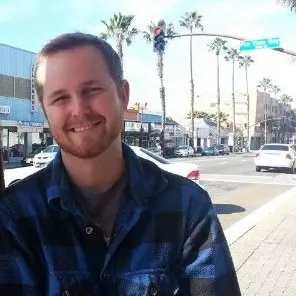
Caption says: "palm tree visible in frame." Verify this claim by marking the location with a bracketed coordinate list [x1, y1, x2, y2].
[280, 94, 293, 104]
[179, 11, 203, 148]
[143, 20, 176, 149]
[100, 13, 138, 67]
[224, 48, 240, 152]
[208, 38, 228, 144]
[278, 0, 296, 11]
[187, 110, 211, 119]
[257, 78, 272, 144]
[238, 55, 254, 150]
[270, 84, 281, 100]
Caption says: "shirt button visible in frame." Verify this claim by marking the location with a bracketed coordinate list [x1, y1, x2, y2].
[62, 290, 70, 296]
[85, 226, 94, 235]
[148, 286, 159, 296]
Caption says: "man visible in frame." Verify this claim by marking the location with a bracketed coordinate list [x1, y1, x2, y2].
[0, 33, 240, 295]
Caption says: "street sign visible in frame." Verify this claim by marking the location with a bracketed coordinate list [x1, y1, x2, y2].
[240, 37, 280, 51]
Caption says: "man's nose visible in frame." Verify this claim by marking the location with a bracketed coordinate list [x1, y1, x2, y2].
[71, 95, 91, 117]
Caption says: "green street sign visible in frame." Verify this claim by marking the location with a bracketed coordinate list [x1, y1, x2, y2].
[240, 38, 280, 51]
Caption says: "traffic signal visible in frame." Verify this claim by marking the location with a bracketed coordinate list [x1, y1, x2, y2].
[153, 27, 165, 52]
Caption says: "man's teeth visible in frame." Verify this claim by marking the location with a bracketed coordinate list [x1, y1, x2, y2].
[73, 124, 96, 132]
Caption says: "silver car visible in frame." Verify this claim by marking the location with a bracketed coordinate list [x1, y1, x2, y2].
[175, 145, 195, 157]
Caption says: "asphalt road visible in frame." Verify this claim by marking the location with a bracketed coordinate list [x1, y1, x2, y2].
[171, 153, 296, 229]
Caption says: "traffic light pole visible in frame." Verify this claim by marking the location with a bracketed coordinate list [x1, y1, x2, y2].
[169, 33, 296, 57]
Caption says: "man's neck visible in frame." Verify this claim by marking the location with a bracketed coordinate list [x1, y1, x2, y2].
[61, 139, 125, 192]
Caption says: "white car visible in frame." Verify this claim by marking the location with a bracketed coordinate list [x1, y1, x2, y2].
[174, 145, 195, 157]
[254, 143, 296, 173]
[130, 146, 200, 182]
[33, 145, 60, 168]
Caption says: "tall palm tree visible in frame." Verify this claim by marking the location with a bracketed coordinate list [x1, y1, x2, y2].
[208, 38, 228, 145]
[179, 11, 203, 148]
[278, 0, 296, 11]
[143, 20, 176, 149]
[238, 55, 254, 151]
[258, 78, 272, 144]
[280, 94, 293, 104]
[100, 13, 138, 67]
[224, 48, 240, 152]
[270, 84, 281, 100]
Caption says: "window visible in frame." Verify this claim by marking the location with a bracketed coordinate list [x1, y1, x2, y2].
[0, 74, 14, 97]
[15, 77, 31, 99]
[140, 148, 171, 164]
[261, 145, 289, 151]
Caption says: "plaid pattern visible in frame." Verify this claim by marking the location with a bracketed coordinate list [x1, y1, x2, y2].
[0, 144, 241, 295]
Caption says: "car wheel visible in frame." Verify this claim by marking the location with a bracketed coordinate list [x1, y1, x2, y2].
[288, 166, 295, 174]
[256, 166, 261, 172]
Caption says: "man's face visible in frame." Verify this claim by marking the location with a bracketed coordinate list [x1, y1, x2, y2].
[38, 45, 129, 159]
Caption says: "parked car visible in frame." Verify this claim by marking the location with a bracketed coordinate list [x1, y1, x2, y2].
[174, 145, 195, 157]
[146, 145, 162, 156]
[21, 146, 46, 166]
[33, 145, 60, 167]
[254, 143, 296, 173]
[214, 144, 230, 155]
[130, 146, 200, 182]
[201, 147, 219, 156]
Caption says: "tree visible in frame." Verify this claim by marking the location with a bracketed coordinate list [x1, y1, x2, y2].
[187, 110, 211, 119]
[208, 38, 228, 144]
[100, 13, 138, 67]
[257, 78, 272, 144]
[224, 48, 241, 152]
[238, 55, 254, 150]
[270, 84, 281, 99]
[280, 94, 293, 104]
[143, 20, 176, 149]
[179, 11, 203, 148]
[277, 0, 296, 11]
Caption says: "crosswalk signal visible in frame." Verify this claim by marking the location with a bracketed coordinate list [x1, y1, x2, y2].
[153, 27, 165, 52]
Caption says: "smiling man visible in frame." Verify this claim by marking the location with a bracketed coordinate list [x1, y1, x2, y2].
[0, 33, 240, 295]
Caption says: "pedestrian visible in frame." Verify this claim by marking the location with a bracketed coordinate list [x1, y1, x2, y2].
[0, 33, 240, 295]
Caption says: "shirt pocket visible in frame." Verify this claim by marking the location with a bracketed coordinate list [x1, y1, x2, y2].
[116, 269, 179, 296]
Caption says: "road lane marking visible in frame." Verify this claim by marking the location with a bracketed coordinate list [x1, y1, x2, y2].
[219, 162, 228, 165]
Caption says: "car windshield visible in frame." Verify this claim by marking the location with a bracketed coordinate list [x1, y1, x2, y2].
[140, 148, 171, 164]
[261, 145, 289, 151]
[42, 146, 59, 153]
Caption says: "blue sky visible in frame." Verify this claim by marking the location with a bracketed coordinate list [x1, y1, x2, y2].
[1, 0, 296, 124]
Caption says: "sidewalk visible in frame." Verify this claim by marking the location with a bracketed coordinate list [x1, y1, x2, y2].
[229, 190, 296, 295]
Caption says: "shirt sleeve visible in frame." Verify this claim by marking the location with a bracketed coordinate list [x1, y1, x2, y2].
[0, 215, 41, 296]
[178, 190, 241, 296]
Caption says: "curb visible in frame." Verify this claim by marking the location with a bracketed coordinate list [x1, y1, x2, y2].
[224, 186, 296, 246]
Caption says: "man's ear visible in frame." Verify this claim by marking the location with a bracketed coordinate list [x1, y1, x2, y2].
[119, 80, 130, 111]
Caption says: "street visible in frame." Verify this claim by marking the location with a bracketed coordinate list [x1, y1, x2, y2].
[171, 153, 296, 229]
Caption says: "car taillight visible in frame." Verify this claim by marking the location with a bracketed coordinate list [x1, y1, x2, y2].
[187, 170, 200, 180]
[286, 154, 292, 159]
[256, 153, 260, 157]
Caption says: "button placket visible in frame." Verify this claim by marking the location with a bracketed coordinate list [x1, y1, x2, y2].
[148, 286, 159, 296]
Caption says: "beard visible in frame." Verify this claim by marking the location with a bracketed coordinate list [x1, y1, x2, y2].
[49, 112, 124, 159]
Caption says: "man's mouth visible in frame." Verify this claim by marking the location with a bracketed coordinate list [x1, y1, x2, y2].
[70, 122, 101, 133]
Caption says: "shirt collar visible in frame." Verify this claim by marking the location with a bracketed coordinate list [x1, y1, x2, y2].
[45, 143, 168, 211]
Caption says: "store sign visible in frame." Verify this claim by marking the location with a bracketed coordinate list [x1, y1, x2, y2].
[18, 126, 43, 133]
[125, 121, 141, 132]
[17, 121, 43, 127]
[0, 105, 10, 114]
[31, 64, 38, 113]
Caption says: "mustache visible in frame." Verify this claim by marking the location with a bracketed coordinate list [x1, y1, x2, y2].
[64, 115, 106, 129]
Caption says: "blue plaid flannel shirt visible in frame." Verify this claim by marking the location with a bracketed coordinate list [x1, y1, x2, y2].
[0, 144, 240, 295]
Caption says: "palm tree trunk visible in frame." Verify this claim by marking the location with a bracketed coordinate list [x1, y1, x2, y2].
[232, 60, 236, 152]
[245, 65, 250, 151]
[116, 39, 124, 68]
[216, 53, 221, 145]
[157, 52, 166, 150]
[189, 31, 195, 149]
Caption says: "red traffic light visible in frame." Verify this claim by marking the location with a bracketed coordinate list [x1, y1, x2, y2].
[154, 27, 162, 36]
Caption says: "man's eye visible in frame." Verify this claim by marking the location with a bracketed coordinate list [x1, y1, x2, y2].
[54, 95, 68, 102]
[85, 87, 102, 94]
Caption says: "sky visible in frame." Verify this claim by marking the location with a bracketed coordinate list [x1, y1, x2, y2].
[0, 0, 295, 125]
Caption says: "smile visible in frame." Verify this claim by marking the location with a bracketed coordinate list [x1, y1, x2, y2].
[71, 122, 100, 132]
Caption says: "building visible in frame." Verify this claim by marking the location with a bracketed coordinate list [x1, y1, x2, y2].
[0, 44, 50, 163]
[122, 109, 188, 150]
